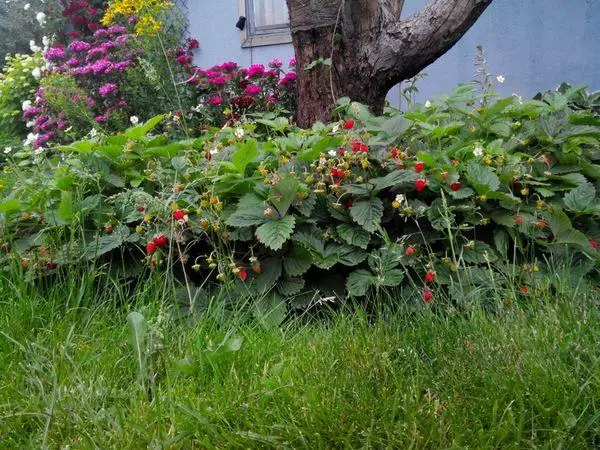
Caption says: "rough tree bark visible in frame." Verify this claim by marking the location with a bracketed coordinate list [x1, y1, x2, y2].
[285, 0, 494, 126]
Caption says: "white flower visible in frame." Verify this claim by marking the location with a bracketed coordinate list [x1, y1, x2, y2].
[31, 67, 42, 79]
[395, 194, 407, 205]
[473, 144, 484, 158]
[4, 147, 12, 154]
[26, 120, 35, 128]
[331, 123, 339, 134]
[328, 149, 337, 157]
[42, 36, 50, 48]
[209, 146, 219, 155]
[21, 100, 32, 111]
[425, 100, 431, 108]
[234, 127, 244, 139]
[129, 116, 139, 125]
[23, 132, 38, 146]
[496, 75, 505, 84]
[89, 128, 98, 138]
[24, 3, 30, 10]
[34, 147, 44, 155]
[36, 12, 46, 27]
[29, 40, 41, 53]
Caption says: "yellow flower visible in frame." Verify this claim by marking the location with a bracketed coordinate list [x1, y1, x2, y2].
[103, 0, 173, 36]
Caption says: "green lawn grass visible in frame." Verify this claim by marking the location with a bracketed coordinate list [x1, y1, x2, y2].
[0, 272, 598, 448]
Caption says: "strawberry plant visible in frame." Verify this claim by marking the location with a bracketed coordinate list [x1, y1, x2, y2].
[1, 82, 598, 320]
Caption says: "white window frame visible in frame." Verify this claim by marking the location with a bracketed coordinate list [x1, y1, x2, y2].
[237, 0, 292, 48]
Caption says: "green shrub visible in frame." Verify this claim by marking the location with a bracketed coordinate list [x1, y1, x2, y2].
[1, 83, 598, 317]
[0, 52, 45, 149]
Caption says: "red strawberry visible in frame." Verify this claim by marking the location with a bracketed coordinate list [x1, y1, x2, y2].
[415, 179, 427, 192]
[352, 140, 362, 152]
[173, 209, 186, 221]
[146, 242, 157, 255]
[390, 148, 399, 158]
[451, 182, 461, 191]
[105, 225, 113, 234]
[589, 239, 599, 250]
[343, 119, 355, 130]
[136, 205, 146, 212]
[423, 289, 433, 303]
[405, 246, 415, 256]
[153, 235, 168, 247]
[537, 220, 547, 228]
[360, 143, 368, 153]
[251, 264, 261, 274]
[424, 271, 436, 284]
[514, 216, 523, 225]
[238, 268, 248, 282]
[45, 262, 57, 270]
[520, 286, 528, 294]
[337, 147, 345, 156]
[414, 162, 425, 173]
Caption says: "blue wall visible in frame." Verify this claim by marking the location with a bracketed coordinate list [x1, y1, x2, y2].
[188, 0, 600, 103]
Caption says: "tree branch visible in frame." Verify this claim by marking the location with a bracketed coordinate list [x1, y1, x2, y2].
[373, 0, 493, 86]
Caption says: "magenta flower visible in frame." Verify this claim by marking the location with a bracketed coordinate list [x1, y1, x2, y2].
[68, 41, 91, 52]
[268, 58, 282, 69]
[98, 83, 118, 97]
[208, 96, 223, 106]
[247, 64, 265, 78]
[244, 85, 262, 96]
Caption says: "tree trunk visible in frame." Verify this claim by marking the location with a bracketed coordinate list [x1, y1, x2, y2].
[286, 0, 494, 127]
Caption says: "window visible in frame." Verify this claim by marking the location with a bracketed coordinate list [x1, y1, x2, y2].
[238, 0, 291, 47]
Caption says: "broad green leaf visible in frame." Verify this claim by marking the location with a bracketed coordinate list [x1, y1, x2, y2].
[337, 246, 368, 266]
[381, 114, 412, 136]
[283, 243, 313, 276]
[466, 163, 500, 194]
[545, 206, 594, 250]
[350, 198, 384, 233]
[85, 225, 129, 259]
[494, 229, 510, 258]
[231, 139, 258, 174]
[171, 156, 187, 171]
[277, 277, 305, 296]
[371, 170, 411, 192]
[563, 181, 597, 213]
[297, 136, 342, 161]
[377, 268, 404, 287]
[0, 198, 20, 213]
[346, 269, 374, 297]
[253, 257, 282, 294]
[337, 223, 371, 249]
[124, 114, 166, 139]
[144, 143, 186, 158]
[271, 175, 300, 216]
[488, 120, 512, 137]
[226, 193, 268, 227]
[57, 191, 74, 222]
[255, 215, 296, 250]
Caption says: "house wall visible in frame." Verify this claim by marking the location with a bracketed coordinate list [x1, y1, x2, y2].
[187, 0, 600, 103]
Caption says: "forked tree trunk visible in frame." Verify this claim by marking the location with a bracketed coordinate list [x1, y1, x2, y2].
[286, 0, 494, 127]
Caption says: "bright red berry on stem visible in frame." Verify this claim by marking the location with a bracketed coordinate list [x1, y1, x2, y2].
[423, 289, 433, 303]
[338, 147, 345, 156]
[136, 205, 145, 212]
[238, 268, 248, 282]
[146, 242, 157, 255]
[537, 220, 547, 228]
[424, 271, 436, 284]
[514, 216, 523, 225]
[105, 225, 113, 234]
[45, 262, 57, 270]
[352, 140, 361, 152]
[414, 162, 425, 173]
[415, 179, 427, 192]
[520, 286, 528, 294]
[589, 239, 599, 250]
[450, 182, 461, 191]
[390, 148, 399, 158]
[173, 210, 186, 221]
[343, 119, 355, 130]
[405, 246, 415, 256]
[153, 235, 168, 247]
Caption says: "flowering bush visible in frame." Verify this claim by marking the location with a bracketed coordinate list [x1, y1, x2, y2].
[0, 52, 46, 150]
[102, 0, 173, 36]
[21, 23, 139, 147]
[1, 83, 598, 318]
[175, 52, 298, 128]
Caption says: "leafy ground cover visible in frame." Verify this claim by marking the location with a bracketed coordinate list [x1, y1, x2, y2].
[0, 272, 598, 448]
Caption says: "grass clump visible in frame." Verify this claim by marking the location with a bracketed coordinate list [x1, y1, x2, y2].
[0, 271, 598, 448]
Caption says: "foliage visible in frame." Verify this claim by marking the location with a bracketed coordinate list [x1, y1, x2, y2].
[0, 52, 46, 150]
[1, 82, 599, 318]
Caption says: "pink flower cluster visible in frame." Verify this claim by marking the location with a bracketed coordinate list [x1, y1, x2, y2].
[174, 50, 298, 125]
[59, 0, 105, 40]
[23, 21, 136, 148]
